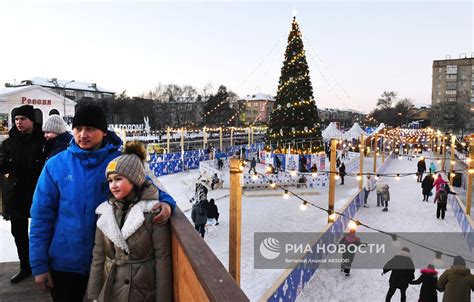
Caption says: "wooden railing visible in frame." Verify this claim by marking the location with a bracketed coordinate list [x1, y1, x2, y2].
[170, 207, 249, 302]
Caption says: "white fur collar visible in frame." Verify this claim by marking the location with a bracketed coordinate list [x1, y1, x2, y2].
[96, 200, 160, 254]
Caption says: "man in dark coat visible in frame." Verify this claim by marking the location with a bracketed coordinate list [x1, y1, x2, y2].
[382, 247, 415, 302]
[339, 162, 346, 185]
[417, 158, 427, 182]
[0, 105, 46, 283]
[192, 199, 208, 238]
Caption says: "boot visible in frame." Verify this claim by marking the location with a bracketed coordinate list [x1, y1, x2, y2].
[10, 268, 31, 284]
[382, 207, 388, 212]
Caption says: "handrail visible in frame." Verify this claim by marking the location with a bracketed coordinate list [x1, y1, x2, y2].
[170, 207, 249, 302]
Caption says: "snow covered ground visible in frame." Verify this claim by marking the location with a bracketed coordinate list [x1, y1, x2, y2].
[0, 153, 471, 302]
[297, 153, 474, 302]
[158, 156, 382, 301]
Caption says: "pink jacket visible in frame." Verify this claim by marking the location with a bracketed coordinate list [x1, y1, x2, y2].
[433, 175, 448, 192]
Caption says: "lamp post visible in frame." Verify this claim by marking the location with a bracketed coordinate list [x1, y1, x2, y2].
[397, 112, 402, 127]
[62, 80, 75, 117]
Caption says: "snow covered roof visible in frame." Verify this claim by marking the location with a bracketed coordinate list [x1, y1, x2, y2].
[244, 93, 275, 101]
[0, 86, 32, 96]
[374, 123, 386, 134]
[17, 77, 115, 94]
[343, 122, 367, 140]
[0, 85, 76, 104]
[322, 122, 343, 139]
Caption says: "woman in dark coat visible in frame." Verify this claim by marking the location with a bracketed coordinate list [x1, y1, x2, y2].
[421, 174, 434, 202]
[42, 114, 72, 160]
[339, 162, 346, 185]
[206, 198, 220, 225]
[410, 264, 439, 302]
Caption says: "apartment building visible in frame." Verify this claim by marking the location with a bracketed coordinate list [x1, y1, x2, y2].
[431, 56, 474, 132]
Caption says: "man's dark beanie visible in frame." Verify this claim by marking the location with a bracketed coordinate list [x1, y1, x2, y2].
[72, 105, 108, 132]
[14, 105, 36, 122]
[453, 255, 466, 267]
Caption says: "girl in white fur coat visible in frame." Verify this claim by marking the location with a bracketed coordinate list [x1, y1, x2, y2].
[87, 142, 172, 302]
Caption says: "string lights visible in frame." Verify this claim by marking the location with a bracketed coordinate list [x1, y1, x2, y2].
[240, 160, 474, 265]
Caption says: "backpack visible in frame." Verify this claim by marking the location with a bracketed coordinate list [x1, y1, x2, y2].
[438, 189, 447, 203]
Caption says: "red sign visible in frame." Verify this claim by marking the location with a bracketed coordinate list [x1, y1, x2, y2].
[21, 97, 51, 105]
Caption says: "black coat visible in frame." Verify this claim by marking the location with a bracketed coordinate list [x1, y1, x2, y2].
[44, 131, 72, 160]
[339, 164, 346, 177]
[421, 175, 434, 195]
[410, 268, 439, 302]
[206, 203, 219, 219]
[383, 253, 415, 288]
[418, 160, 427, 173]
[0, 124, 46, 217]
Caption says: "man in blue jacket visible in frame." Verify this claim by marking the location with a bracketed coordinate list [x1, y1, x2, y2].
[29, 105, 176, 302]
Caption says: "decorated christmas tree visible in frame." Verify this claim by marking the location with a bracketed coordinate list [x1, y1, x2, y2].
[267, 17, 321, 143]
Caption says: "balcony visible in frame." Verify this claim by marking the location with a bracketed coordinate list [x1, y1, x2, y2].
[445, 90, 457, 96]
[446, 74, 457, 81]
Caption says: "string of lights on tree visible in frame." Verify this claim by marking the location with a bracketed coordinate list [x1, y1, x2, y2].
[267, 16, 321, 140]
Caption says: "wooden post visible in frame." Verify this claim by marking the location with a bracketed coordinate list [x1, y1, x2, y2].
[219, 127, 223, 152]
[450, 135, 456, 185]
[230, 127, 234, 146]
[381, 135, 385, 163]
[441, 136, 446, 172]
[430, 135, 434, 153]
[359, 134, 365, 191]
[229, 158, 242, 285]
[166, 127, 171, 153]
[180, 128, 185, 171]
[203, 127, 207, 150]
[328, 139, 337, 223]
[373, 134, 378, 173]
[250, 126, 254, 145]
[247, 127, 251, 149]
[466, 140, 474, 215]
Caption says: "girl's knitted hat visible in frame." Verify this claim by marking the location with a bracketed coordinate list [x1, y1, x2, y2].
[106, 141, 147, 187]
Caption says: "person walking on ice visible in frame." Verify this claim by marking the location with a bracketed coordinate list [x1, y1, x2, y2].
[417, 157, 427, 182]
[363, 175, 375, 207]
[421, 173, 434, 202]
[376, 177, 390, 211]
[409, 264, 439, 302]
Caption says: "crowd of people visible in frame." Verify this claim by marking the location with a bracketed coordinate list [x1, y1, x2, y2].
[1, 104, 176, 301]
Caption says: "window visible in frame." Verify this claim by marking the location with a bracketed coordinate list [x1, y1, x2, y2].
[446, 82, 456, 89]
[446, 65, 458, 74]
[446, 90, 456, 95]
[446, 74, 457, 80]
[437, 83, 441, 88]
[65, 90, 75, 96]
[437, 91, 441, 96]
[84, 91, 94, 98]
[446, 97, 456, 103]
[439, 67, 443, 72]
[462, 82, 466, 88]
